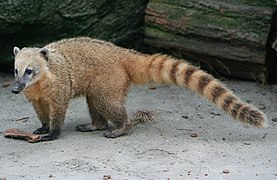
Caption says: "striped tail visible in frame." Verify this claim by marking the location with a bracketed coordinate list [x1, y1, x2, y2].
[126, 54, 267, 128]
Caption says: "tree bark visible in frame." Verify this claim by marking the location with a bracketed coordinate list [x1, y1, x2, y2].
[144, 0, 276, 82]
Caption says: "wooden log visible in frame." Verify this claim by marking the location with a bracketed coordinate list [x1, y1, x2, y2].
[144, 0, 276, 82]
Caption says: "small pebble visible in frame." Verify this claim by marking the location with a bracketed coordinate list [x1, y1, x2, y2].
[272, 118, 277, 122]
[103, 175, 112, 180]
[258, 103, 266, 110]
[223, 169, 229, 174]
[191, 133, 198, 137]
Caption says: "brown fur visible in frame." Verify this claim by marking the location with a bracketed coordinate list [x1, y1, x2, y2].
[12, 37, 267, 141]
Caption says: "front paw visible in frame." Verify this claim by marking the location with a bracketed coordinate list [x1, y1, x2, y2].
[33, 126, 49, 134]
[40, 130, 60, 141]
[40, 134, 56, 141]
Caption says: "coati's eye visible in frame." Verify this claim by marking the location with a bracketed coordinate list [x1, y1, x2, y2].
[25, 68, 33, 75]
[14, 68, 18, 76]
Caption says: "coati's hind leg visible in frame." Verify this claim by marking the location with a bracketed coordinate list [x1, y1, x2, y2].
[76, 96, 108, 132]
[32, 99, 50, 134]
[86, 70, 130, 138]
[96, 99, 130, 138]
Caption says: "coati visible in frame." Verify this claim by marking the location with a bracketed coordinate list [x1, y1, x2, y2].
[11, 37, 267, 142]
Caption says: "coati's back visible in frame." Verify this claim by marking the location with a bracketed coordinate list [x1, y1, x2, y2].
[45, 37, 132, 65]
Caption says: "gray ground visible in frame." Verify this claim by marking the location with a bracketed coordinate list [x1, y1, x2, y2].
[0, 72, 277, 180]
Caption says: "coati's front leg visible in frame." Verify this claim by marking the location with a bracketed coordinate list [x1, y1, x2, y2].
[32, 100, 50, 134]
[40, 102, 68, 141]
[76, 96, 108, 132]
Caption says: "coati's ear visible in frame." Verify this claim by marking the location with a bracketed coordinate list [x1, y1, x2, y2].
[39, 48, 49, 60]
[13, 47, 20, 56]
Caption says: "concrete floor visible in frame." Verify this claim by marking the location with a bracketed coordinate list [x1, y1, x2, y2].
[0, 73, 277, 180]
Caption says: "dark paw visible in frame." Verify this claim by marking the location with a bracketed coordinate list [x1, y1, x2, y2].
[33, 127, 49, 134]
[76, 124, 106, 132]
[40, 134, 56, 141]
[76, 124, 93, 132]
[103, 130, 126, 138]
[40, 130, 60, 141]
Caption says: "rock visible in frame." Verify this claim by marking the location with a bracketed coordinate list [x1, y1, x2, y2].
[0, 0, 148, 67]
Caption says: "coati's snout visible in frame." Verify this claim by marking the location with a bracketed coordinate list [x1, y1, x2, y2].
[11, 80, 26, 94]
[11, 67, 37, 94]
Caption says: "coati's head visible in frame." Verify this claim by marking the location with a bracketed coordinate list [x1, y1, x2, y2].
[11, 47, 49, 94]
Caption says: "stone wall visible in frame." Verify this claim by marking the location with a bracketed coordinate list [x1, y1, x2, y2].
[0, 0, 148, 66]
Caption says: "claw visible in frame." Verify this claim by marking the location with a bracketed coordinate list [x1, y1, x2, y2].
[39, 130, 60, 141]
[40, 134, 56, 141]
[33, 126, 49, 134]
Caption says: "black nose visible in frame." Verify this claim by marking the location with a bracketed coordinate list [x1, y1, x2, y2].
[11, 89, 20, 94]
[11, 80, 26, 94]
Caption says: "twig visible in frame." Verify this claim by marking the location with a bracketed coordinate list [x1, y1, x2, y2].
[176, 128, 192, 131]
[260, 133, 268, 140]
[15, 116, 29, 122]
[2, 81, 12, 88]
[215, 59, 231, 74]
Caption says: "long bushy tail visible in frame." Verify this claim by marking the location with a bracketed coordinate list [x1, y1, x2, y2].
[125, 54, 267, 128]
